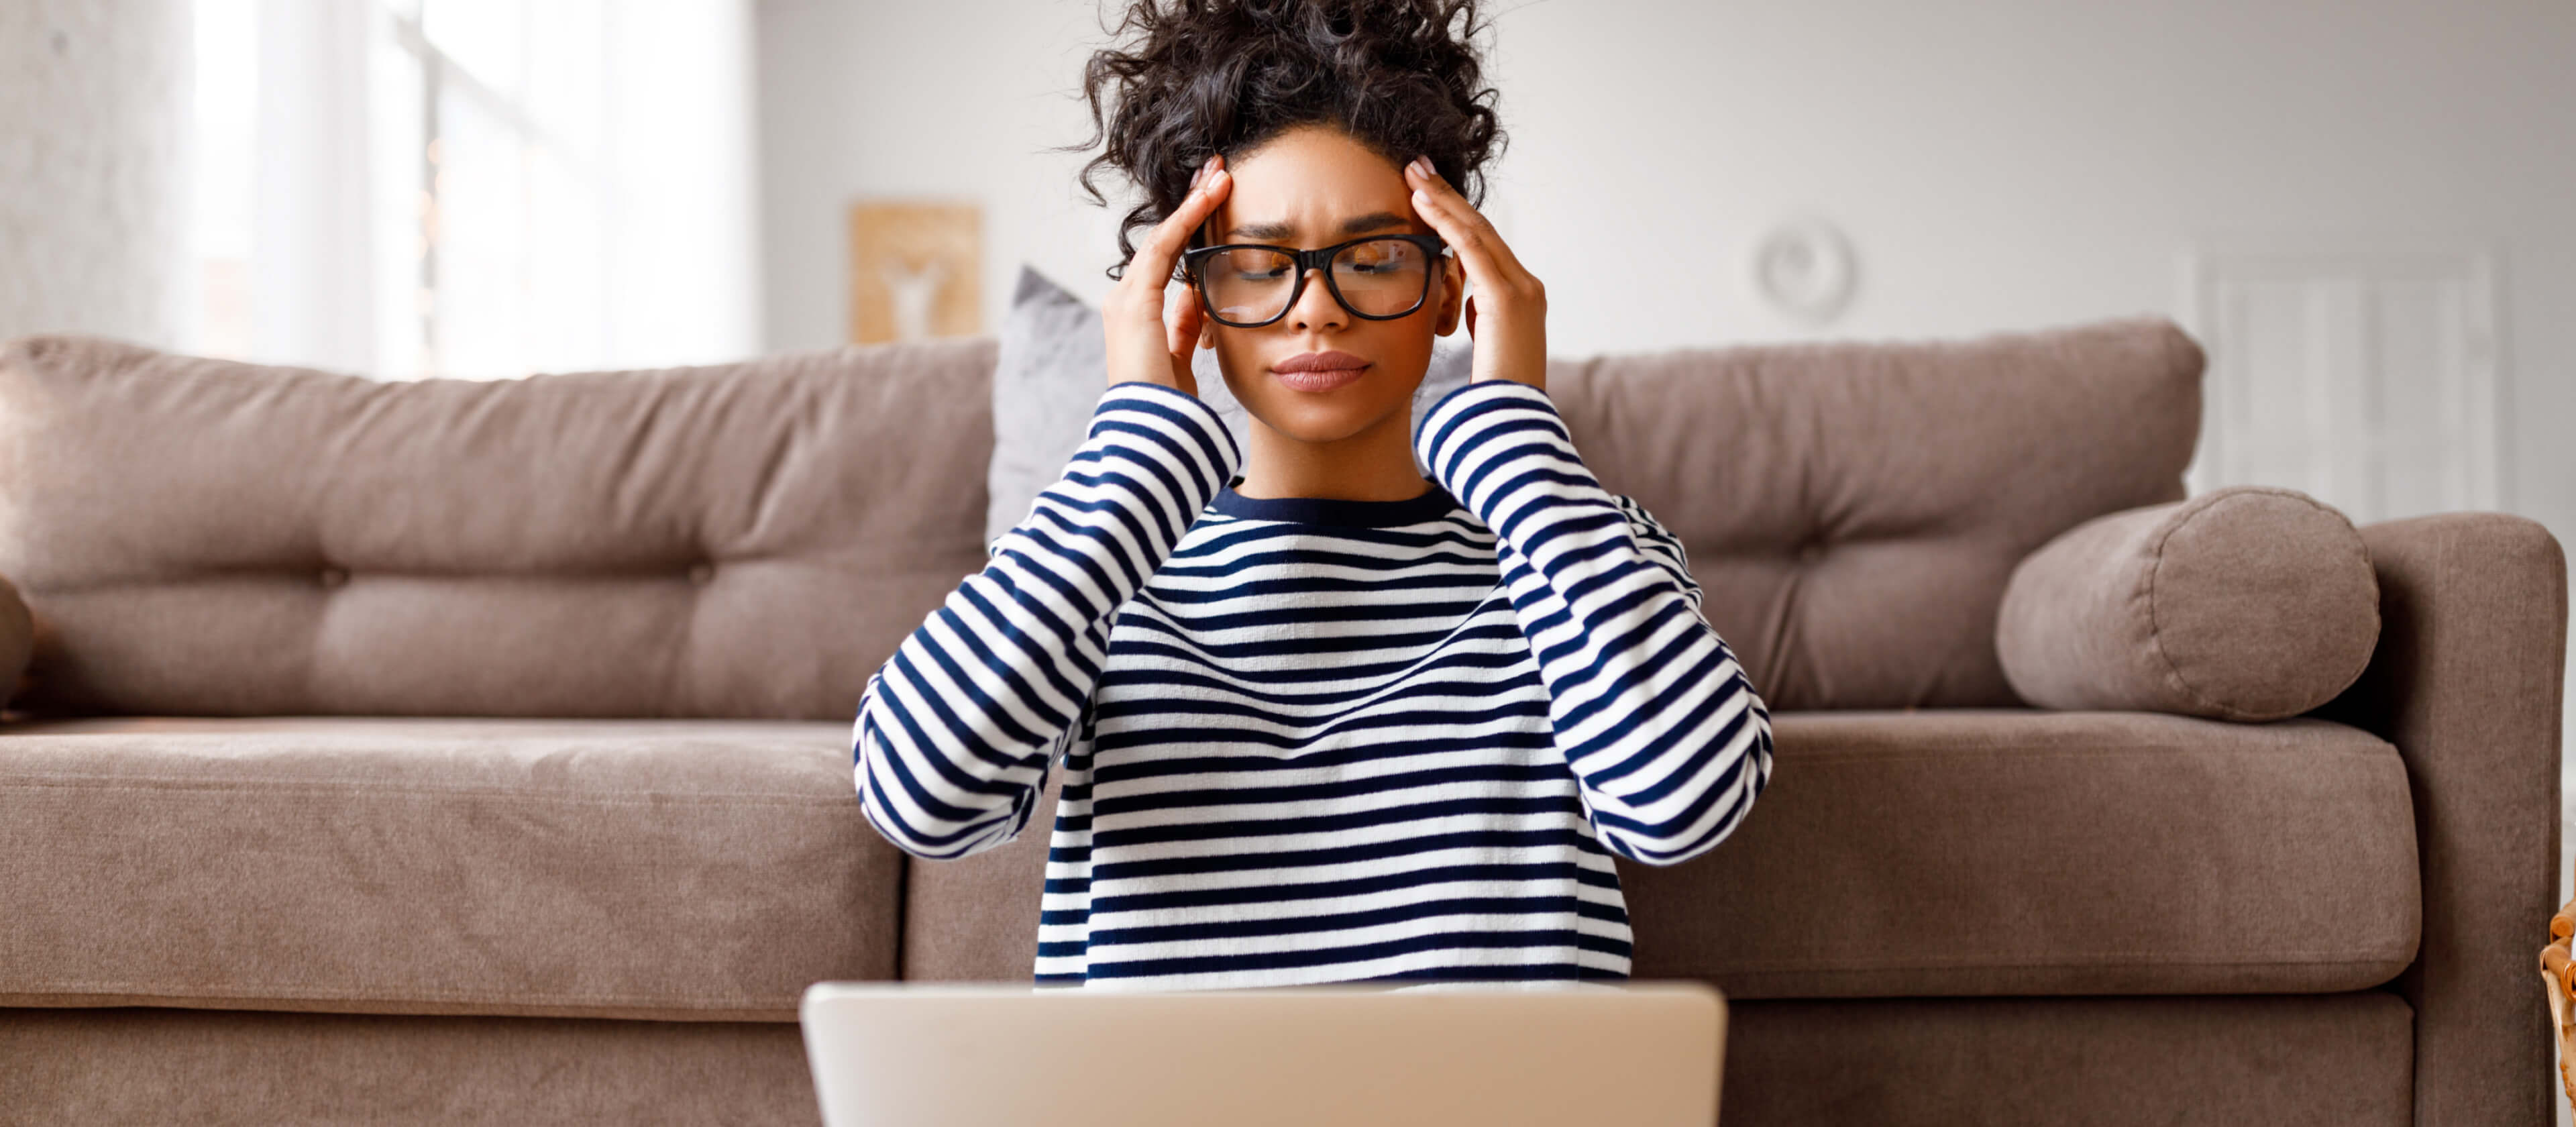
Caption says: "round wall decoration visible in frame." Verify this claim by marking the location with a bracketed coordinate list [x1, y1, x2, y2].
[1752, 218, 1858, 325]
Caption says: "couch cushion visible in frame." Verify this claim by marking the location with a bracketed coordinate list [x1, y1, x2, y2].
[1548, 317, 2203, 710]
[903, 709, 2420, 997]
[0, 717, 896, 1020]
[0, 335, 995, 719]
[1621, 709, 2420, 996]
[1, 321, 2193, 718]
[1721, 993, 2412, 1127]
[1, 1007, 818, 1127]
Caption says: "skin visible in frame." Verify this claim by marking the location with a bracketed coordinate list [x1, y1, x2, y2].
[1099, 123, 1549, 502]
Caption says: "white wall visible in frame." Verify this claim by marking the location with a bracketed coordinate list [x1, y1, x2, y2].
[603, 0, 764, 372]
[757, 0, 1122, 356]
[0, 0, 191, 347]
[1476, 0, 2575, 541]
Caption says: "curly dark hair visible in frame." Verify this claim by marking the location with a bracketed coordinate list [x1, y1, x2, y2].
[1071, 0, 1505, 279]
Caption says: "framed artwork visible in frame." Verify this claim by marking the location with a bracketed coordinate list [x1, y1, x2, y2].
[847, 200, 982, 344]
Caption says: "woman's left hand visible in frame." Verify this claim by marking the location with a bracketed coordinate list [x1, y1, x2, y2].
[1404, 156, 1546, 390]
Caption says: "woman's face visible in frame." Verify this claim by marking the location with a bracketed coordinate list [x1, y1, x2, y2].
[1195, 124, 1466, 446]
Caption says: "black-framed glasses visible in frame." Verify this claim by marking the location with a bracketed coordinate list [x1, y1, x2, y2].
[1179, 233, 1450, 328]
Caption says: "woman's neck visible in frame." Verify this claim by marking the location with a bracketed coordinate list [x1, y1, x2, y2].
[1232, 407, 1431, 502]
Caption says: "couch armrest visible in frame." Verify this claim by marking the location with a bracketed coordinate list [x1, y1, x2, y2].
[0, 572, 29, 709]
[2316, 513, 2566, 1127]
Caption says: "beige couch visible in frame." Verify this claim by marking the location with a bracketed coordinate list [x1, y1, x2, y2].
[0, 321, 2560, 1126]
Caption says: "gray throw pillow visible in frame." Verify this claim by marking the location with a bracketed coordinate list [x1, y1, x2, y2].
[987, 265, 1474, 547]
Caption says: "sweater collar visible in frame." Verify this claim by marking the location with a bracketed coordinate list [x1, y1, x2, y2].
[1208, 478, 1462, 529]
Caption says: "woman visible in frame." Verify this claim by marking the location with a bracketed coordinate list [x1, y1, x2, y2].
[853, 0, 1773, 991]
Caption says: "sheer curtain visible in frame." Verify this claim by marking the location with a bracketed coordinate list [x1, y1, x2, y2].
[192, 0, 759, 380]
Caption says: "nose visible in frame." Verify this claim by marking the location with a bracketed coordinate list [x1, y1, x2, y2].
[1286, 265, 1346, 331]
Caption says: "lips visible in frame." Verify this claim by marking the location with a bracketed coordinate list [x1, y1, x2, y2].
[1271, 350, 1371, 392]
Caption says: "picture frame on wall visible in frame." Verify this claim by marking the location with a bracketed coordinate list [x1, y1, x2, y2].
[847, 200, 983, 345]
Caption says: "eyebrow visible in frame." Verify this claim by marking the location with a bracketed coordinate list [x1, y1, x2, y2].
[1224, 211, 1411, 242]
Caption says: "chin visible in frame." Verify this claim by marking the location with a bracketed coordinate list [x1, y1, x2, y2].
[1258, 403, 1393, 444]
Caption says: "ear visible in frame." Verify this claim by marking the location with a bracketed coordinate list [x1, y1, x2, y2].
[1432, 255, 1466, 336]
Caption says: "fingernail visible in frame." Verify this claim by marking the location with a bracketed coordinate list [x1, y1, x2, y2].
[1409, 156, 1432, 178]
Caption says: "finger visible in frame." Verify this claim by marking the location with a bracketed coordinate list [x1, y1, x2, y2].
[1406, 186, 1505, 309]
[1159, 162, 1230, 253]
[1132, 156, 1231, 289]
[1166, 280, 1203, 357]
[1403, 158, 1502, 245]
[1409, 182, 1523, 286]
[1403, 158, 1529, 283]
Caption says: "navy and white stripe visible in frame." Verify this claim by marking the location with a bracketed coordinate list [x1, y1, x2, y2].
[1417, 380, 1774, 866]
[851, 383, 1235, 859]
[853, 378, 1773, 990]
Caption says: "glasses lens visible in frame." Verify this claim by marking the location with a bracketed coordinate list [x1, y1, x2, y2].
[1330, 238, 1432, 317]
[1200, 248, 1298, 324]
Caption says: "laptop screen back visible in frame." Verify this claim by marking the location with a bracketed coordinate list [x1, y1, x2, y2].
[800, 981, 1725, 1127]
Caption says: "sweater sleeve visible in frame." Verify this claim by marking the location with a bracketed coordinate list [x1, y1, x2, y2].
[852, 381, 1240, 859]
[1415, 379, 1775, 867]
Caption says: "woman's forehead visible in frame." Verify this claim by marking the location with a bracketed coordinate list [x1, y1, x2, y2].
[1214, 140, 1418, 241]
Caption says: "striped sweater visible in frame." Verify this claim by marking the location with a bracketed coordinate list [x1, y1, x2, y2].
[852, 378, 1774, 989]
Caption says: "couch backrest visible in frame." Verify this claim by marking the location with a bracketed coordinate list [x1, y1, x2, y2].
[1549, 317, 2202, 710]
[0, 335, 997, 719]
[0, 318, 2199, 719]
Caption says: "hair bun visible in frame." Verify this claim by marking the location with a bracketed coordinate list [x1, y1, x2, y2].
[1073, 0, 1505, 278]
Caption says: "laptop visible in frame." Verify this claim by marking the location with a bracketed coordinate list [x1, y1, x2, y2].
[799, 979, 1726, 1126]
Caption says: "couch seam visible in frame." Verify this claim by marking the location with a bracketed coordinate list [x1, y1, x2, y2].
[2144, 488, 2342, 721]
[2143, 492, 2241, 718]
[1680, 948, 2420, 973]
[0, 779, 853, 804]
[1786, 745, 2398, 761]
[1652, 742, 2400, 762]
[2262, 486, 2383, 711]
[1, 982, 812, 1008]
[9, 947, 2416, 1005]
[0, 743, 2409, 788]
[892, 847, 914, 981]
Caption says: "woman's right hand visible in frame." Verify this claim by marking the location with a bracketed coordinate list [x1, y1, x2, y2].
[1102, 154, 1231, 397]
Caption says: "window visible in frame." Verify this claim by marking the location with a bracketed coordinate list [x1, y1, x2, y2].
[376, 0, 608, 380]
[189, 0, 258, 362]
[189, 0, 756, 380]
